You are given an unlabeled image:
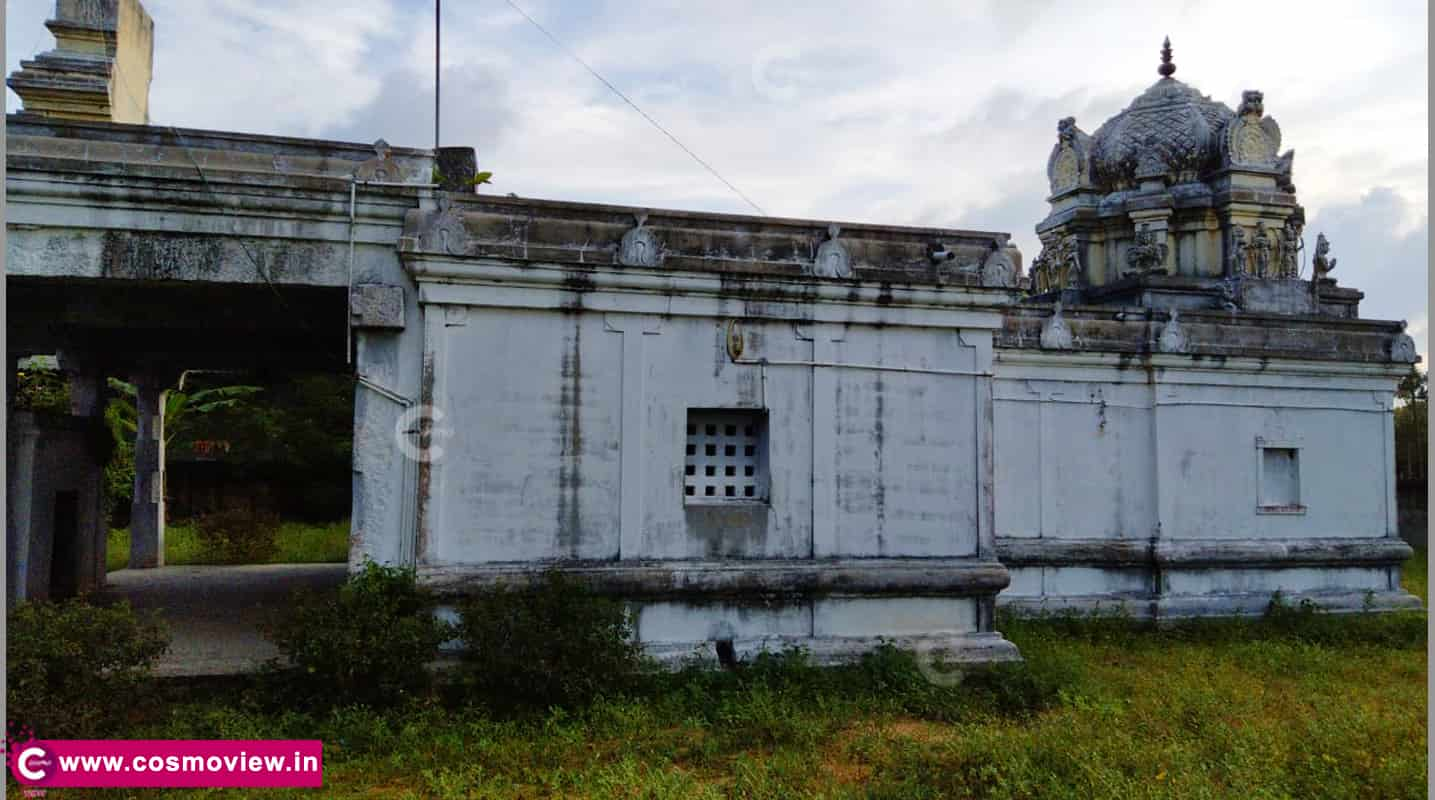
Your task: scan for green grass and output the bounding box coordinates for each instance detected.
[106,520,349,571]
[69,609,1428,799]
[54,552,1427,799]
[1402,547,1427,603]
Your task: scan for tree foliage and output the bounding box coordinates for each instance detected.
[104,377,263,448]
[1397,366,1428,403]
[12,364,70,413]
[1394,366,1427,487]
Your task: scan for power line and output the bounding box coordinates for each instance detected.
[503,0,768,216]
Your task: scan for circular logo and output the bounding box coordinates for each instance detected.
[14,743,54,784]
[750,44,803,103]
[394,404,452,463]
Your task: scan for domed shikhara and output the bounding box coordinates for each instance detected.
[1088,77,1233,191]
[1031,38,1362,319]
[1043,37,1291,199]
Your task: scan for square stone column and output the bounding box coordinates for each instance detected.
[8,352,38,602]
[128,372,167,569]
[59,350,110,591]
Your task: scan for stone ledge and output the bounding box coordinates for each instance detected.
[418,558,1011,599]
[996,537,1413,568]
[998,589,1423,619]
[997,302,1408,364]
[644,632,1022,668]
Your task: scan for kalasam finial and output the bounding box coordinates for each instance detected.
[1158,36,1176,78]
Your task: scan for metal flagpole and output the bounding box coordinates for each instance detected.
[435,0,441,152]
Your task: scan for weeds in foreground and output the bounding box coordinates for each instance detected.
[20,556,1428,798]
[41,601,1416,799]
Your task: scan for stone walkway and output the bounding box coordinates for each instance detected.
[98,563,348,677]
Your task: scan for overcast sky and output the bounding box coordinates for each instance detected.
[6,0,1428,358]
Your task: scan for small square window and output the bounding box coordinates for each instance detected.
[1256,440,1305,514]
[684,408,769,505]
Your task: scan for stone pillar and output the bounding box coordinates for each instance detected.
[60,351,110,591]
[8,412,41,602]
[7,352,31,602]
[5,0,155,124]
[129,372,167,569]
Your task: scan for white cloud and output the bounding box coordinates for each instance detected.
[1308,187,1429,359]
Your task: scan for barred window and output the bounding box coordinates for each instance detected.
[684,409,768,504]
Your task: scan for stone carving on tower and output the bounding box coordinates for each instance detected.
[1029,236,1052,294]
[1029,234,1084,295]
[1250,221,1273,278]
[618,212,664,267]
[1046,117,1092,196]
[1278,219,1302,279]
[979,240,1018,288]
[1039,301,1074,350]
[1124,224,1168,277]
[1222,90,1285,168]
[1227,226,1248,277]
[812,224,852,279]
[1158,308,1189,354]
[1391,330,1418,363]
[419,196,470,256]
[1274,150,1297,193]
[1028,37,1362,318]
[1312,232,1337,281]
[355,139,413,183]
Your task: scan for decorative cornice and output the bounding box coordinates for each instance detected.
[400,196,1020,289]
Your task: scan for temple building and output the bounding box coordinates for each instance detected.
[5,4,1420,665]
[996,38,1418,618]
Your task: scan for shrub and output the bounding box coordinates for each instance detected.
[7,599,169,738]
[264,561,451,709]
[194,507,281,564]
[456,570,645,710]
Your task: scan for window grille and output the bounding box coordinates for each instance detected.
[684,409,768,504]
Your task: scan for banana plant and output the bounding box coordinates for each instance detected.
[105,377,263,448]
